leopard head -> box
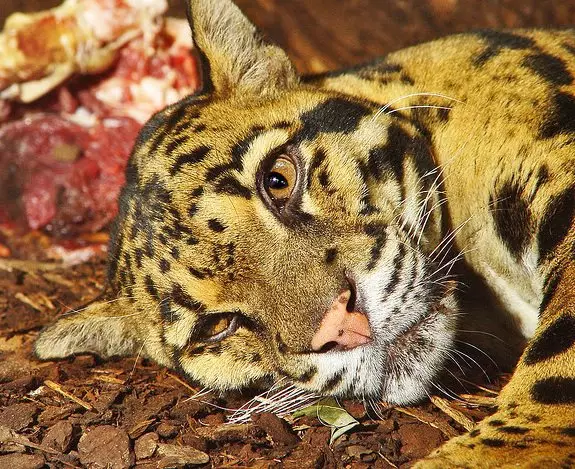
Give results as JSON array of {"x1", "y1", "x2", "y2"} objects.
[{"x1": 35, "y1": 0, "x2": 458, "y2": 405}]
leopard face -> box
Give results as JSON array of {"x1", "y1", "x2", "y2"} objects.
[{"x1": 35, "y1": 0, "x2": 458, "y2": 405}]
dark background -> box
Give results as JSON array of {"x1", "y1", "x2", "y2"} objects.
[{"x1": 2, "y1": 0, "x2": 575, "y2": 73}]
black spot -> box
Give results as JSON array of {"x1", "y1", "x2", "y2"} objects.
[
  {"x1": 325, "y1": 248, "x2": 337, "y2": 264},
  {"x1": 214, "y1": 176, "x2": 252, "y2": 199},
  {"x1": 169, "y1": 145, "x2": 211, "y2": 176},
  {"x1": 367, "y1": 235, "x2": 386, "y2": 271},
  {"x1": 194, "y1": 123, "x2": 207, "y2": 132},
  {"x1": 135, "y1": 248, "x2": 143, "y2": 268},
  {"x1": 500, "y1": 426, "x2": 529, "y2": 435},
  {"x1": 158, "y1": 234, "x2": 168, "y2": 245},
  {"x1": 437, "y1": 107, "x2": 450, "y2": 122},
  {"x1": 540, "y1": 268, "x2": 562, "y2": 312},
  {"x1": 561, "y1": 427, "x2": 575, "y2": 437},
  {"x1": 538, "y1": 188, "x2": 575, "y2": 258},
  {"x1": 524, "y1": 316, "x2": 575, "y2": 364},
  {"x1": 187, "y1": 236, "x2": 199, "y2": 245},
  {"x1": 189, "y1": 267, "x2": 206, "y2": 279},
  {"x1": 276, "y1": 333, "x2": 288, "y2": 354},
  {"x1": 188, "y1": 203, "x2": 199, "y2": 217},
  {"x1": 145, "y1": 275, "x2": 160, "y2": 300},
  {"x1": 170, "y1": 246, "x2": 180, "y2": 259},
  {"x1": 273, "y1": 120, "x2": 291, "y2": 129},
  {"x1": 159, "y1": 258, "x2": 171, "y2": 273},
  {"x1": 298, "y1": 366, "x2": 318, "y2": 383},
  {"x1": 473, "y1": 30, "x2": 536, "y2": 66},
  {"x1": 488, "y1": 419, "x2": 505, "y2": 427},
  {"x1": 367, "y1": 125, "x2": 411, "y2": 180},
  {"x1": 382, "y1": 246, "x2": 404, "y2": 295},
  {"x1": 540, "y1": 92, "x2": 575, "y2": 138},
  {"x1": 171, "y1": 283, "x2": 205, "y2": 313},
  {"x1": 322, "y1": 371, "x2": 344, "y2": 392},
  {"x1": 526, "y1": 414, "x2": 541, "y2": 423},
  {"x1": 318, "y1": 170, "x2": 330, "y2": 188},
  {"x1": 250, "y1": 353, "x2": 262, "y2": 362},
  {"x1": 191, "y1": 187, "x2": 204, "y2": 198},
  {"x1": 522, "y1": 53, "x2": 573, "y2": 86},
  {"x1": 296, "y1": 98, "x2": 371, "y2": 141},
  {"x1": 531, "y1": 377, "x2": 575, "y2": 404},
  {"x1": 208, "y1": 219, "x2": 226, "y2": 233},
  {"x1": 469, "y1": 429, "x2": 481, "y2": 437},
  {"x1": 481, "y1": 438, "x2": 505, "y2": 448},
  {"x1": 490, "y1": 180, "x2": 532, "y2": 257},
  {"x1": 307, "y1": 148, "x2": 327, "y2": 187},
  {"x1": 164, "y1": 134, "x2": 188, "y2": 156},
  {"x1": 364, "y1": 222, "x2": 386, "y2": 238}
]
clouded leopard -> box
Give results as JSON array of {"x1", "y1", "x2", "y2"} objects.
[{"x1": 35, "y1": 0, "x2": 575, "y2": 466}]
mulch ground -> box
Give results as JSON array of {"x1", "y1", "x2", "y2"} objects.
[{"x1": 0, "y1": 235, "x2": 505, "y2": 469}]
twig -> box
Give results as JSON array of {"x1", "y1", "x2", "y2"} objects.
[
  {"x1": 430, "y1": 396, "x2": 475, "y2": 431},
  {"x1": 167, "y1": 373, "x2": 200, "y2": 394},
  {"x1": 377, "y1": 452, "x2": 398, "y2": 468},
  {"x1": 44, "y1": 380, "x2": 93, "y2": 410}
]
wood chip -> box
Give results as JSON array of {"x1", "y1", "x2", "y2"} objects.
[
  {"x1": 44, "y1": 380, "x2": 93, "y2": 411},
  {"x1": 430, "y1": 396, "x2": 475, "y2": 431},
  {"x1": 93, "y1": 375, "x2": 126, "y2": 385},
  {"x1": 0, "y1": 258, "x2": 61, "y2": 274},
  {"x1": 459, "y1": 394, "x2": 498, "y2": 407},
  {"x1": 395, "y1": 407, "x2": 459, "y2": 438},
  {"x1": 14, "y1": 293, "x2": 44, "y2": 312}
]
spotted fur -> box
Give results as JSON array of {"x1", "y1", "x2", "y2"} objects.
[{"x1": 36, "y1": 0, "x2": 575, "y2": 465}]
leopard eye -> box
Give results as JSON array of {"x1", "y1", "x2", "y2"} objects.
[
  {"x1": 197, "y1": 313, "x2": 239, "y2": 343},
  {"x1": 264, "y1": 156, "x2": 297, "y2": 201}
]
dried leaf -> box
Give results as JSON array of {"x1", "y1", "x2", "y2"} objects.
[{"x1": 293, "y1": 398, "x2": 359, "y2": 444}]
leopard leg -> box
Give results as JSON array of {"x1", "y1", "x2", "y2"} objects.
[{"x1": 417, "y1": 236, "x2": 575, "y2": 467}]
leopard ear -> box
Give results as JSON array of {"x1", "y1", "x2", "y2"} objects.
[
  {"x1": 34, "y1": 297, "x2": 139, "y2": 360},
  {"x1": 187, "y1": 0, "x2": 298, "y2": 95}
]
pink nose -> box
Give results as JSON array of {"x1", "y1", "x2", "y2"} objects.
[{"x1": 311, "y1": 290, "x2": 372, "y2": 352}]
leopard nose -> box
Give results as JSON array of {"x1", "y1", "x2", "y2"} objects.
[{"x1": 311, "y1": 289, "x2": 372, "y2": 353}]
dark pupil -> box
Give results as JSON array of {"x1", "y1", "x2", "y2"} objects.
[{"x1": 267, "y1": 172, "x2": 289, "y2": 190}]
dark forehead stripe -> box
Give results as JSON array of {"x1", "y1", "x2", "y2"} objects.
[
  {"x1": 171, "y1": 283, "x2": 206, "y2": 313},
  {"x1": 537, "y1": 187, "x2": 575, "y2": 259},
  {"x1": 531, "y1": 377, "x2": 575, "y2": 404},
  {"x1": 214, "y1": 175, "x2": 252, "y2": 199},
  {"x1": 490, "y1": 180, "x2": 533, "y2": 258},
  {"x1": 295, "y1": 98, "x2": 371, "y2": 141},
  {"x1": 540, "y1": 92, "x2": 575, "y2": 138},
  {"x1": 169, "y1": 145, "x2": 211, "y2": 176},
  {"x1": 525, "y1": 315, "x2": 575, "y2": 365},
  {"x1": 522, "y1": 53, "x2": 573, "y2": 86},
  {"x1": 205, "y1": 128, "x2": 266, "y2": 182},
  {"x1": 472, "y1": 30, "x2": 536, "y2": 66}
]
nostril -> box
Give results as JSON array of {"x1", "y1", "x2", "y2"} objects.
[
  {"x1": 346, "y1": 277, "x2": 357, "y2": 313},
  {"x1": 317, "y1": 341, "x2": 340, "y2": 353}
]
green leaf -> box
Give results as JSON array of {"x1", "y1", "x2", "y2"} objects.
[{"x1": 292, "y1": 398, "x2": 359, "y2": 444}]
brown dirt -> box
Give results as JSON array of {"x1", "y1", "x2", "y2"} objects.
[{"x1": 0, "y1": 246, "x2": 504, "y2": 468}]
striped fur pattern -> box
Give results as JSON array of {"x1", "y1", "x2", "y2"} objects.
[{"x1": 36, "y1": 0, "x2": 575, "y2": 465}]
